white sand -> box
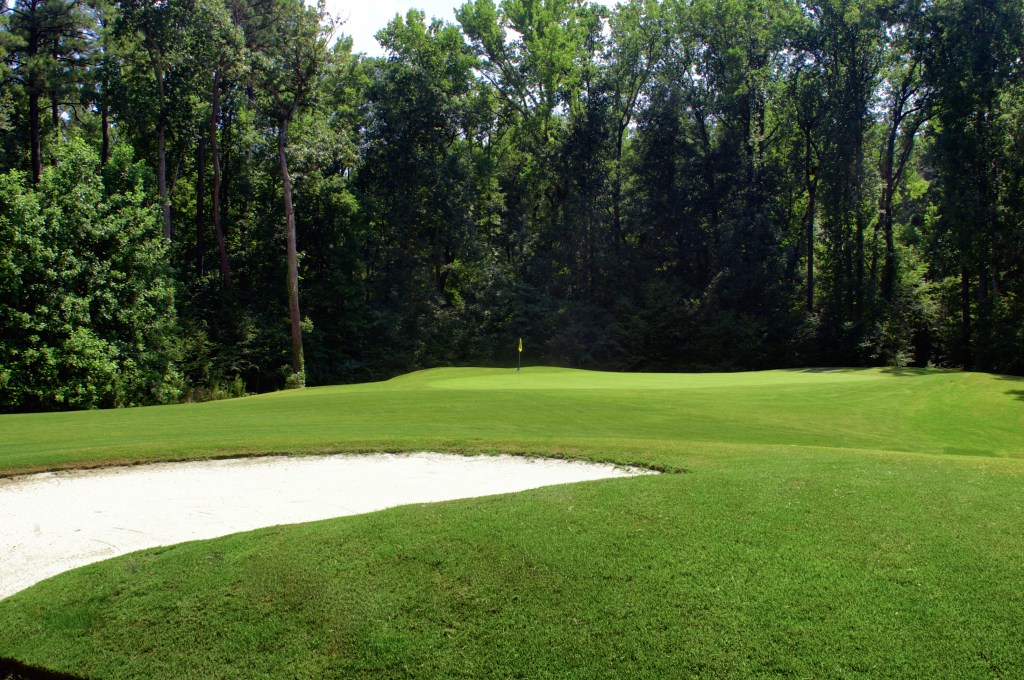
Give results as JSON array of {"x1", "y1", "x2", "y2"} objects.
[{"x1": 0, "y1": 452, "x2": 652, "y2": 600}]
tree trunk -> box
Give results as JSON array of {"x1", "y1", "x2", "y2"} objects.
[
  {"x1": 101, "y1": 97, "x2": 110, "y2": 166},
  {"x1": 432, "y1": 221, "x2": 443, "y2": 296},
  {"x1": 155, "y1": 63, "x2": 172, "y2": 240},
  {"x1": 853, "y1": 123, "x2": 866, "y2": 320},
  {"x1": 278, "y1": 118, "x2": 304, "y2": 379},
  {"x1": 804, "y1": 129, "x2": 816, "y2": 313},
  {"x1": 612, "y1": 122, "x2": 626, "y2": 244},
  {"x1": 196, "y1": 136, "x2": 206, "y2": 277},
  {"x1": 880, "y1": 87, "x2": 922, "y2": 303},
  {"x1": 881, "y1": 191, "x2": 895, "y2": 301},
  {"x1": 101, "y1": 19, "x2": 110, "y2": 166},
  {"x1": 694, "y1": 107, "x2": 719, "y2": 257},
  {"x1": 221, "y1": 107, "x2": 234, "y2": 238},
  {"x1": 25, "y1": 14, "x2": 42, "y2": 184},
  {"x1": 29, "y1": 89, "x2": 42, "y2": 183},
  {"x1": 960, "y1": 268, "x2": 972, "y2": 369},
  {"x1": 158, "y1": 121, "x2": 171, "y2": 239},
  {"x1": 210, "y1": 68, "x2": 231, "y2": 287},
  {"x1": 50, "y1": 91, "x2": 59, "y2": 166}
]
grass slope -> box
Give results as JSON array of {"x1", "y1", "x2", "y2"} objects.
[
  {"x1": 1, "y1": 367, "x2": 1023, "y2": 677},
  {"x1": 2, "y1": 367, "x2": 1022, "y2": 475}
]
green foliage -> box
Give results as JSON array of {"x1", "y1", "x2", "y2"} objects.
[
  {"x1": 920, "y1": 0, "x2": 1024, "y2": 371},
  {"x1": 3, "y1": 0, "x2": 1024, "y2": 404},
  {"x1": 0, "y1": 139, "x2": 179, "y2": 411},
  {"x1": 283, "y1": 369, "x2": 305, "y2": 389}
]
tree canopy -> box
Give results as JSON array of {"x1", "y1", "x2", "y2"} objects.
[{"x1": 1, "y1": 0, "x2": 1022, "y2": 411}]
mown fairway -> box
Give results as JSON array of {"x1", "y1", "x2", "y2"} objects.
[{"x1": 1, "y1": 367, "x2": 1023, "y2": 677}]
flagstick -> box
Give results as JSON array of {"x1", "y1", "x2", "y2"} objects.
[{"x1": 516, "y1": 337, "x2": 522, "y2": 381}]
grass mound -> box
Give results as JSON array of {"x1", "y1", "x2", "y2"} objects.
[
  {"x1": 2, "y1": 367, "x2": 1021, "y2": 476},
  {"x1": 1, "y1": 367, "x2": 1022, "y2": 677}
]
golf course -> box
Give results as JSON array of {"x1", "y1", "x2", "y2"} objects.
[{"x1": 1, "y1": 366, "x2": 1023, "y2": 677}]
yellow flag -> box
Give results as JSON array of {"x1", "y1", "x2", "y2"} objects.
[{"x1": 518, "y1": 337, "x2": 523, "y2": 353}]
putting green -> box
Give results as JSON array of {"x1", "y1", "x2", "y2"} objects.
[{"x1": 414, "y1": 365, "x2": 902, "y2": 390}]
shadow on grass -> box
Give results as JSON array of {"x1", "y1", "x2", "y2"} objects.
[
  {"x1": 877, "y1": 366, "x2": 947, "y2": 377},
  {"x1": 784, "y1": 366, "x2": 939, "y2": 377},
  {"x1": 994, "y1": 374, "x2": 1024, "y2": 401},
  {"x1": 0, "y1": 657, "x2": 86, "y2": 680}
]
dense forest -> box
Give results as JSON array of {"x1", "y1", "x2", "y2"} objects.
[{"x1": 1, "y1": 0, "x2": 1022, "y2": 411}]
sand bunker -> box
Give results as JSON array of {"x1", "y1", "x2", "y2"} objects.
[{"x1": 0, "y1": 452, "x2": 652, "y2": 600}]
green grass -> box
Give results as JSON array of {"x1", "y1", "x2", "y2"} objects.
[
  {"x1": 2, "y1": 367, "x2": 1021, "y2": 475},
  {"x1": 1, "y1": 367, "x2": 1023, "y2": 677}
]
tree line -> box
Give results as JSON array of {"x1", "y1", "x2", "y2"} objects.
[{"x1": 1, "y1": 0, "x2": 1022, "y2": 411}]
